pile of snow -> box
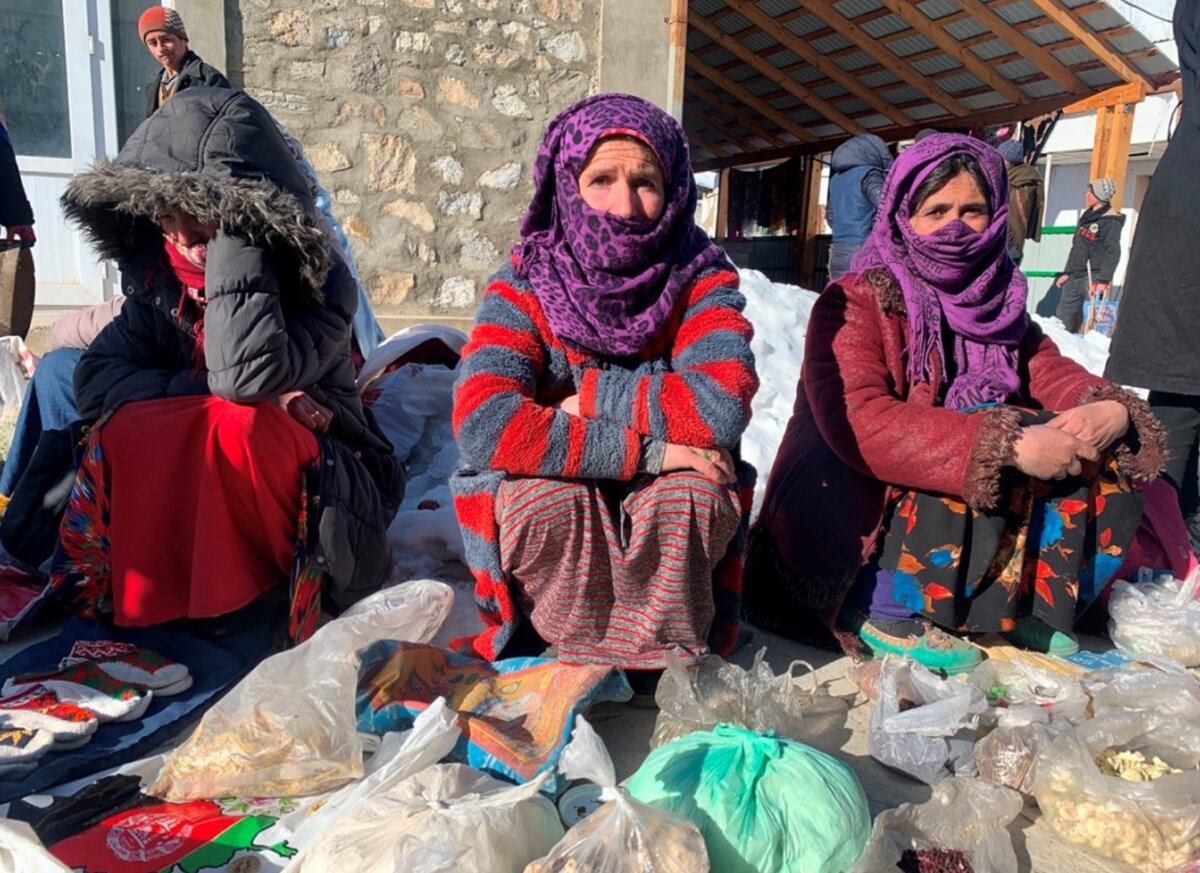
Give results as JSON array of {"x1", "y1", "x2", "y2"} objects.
[{"x1": 386, "y1": 269, "x2": 1114, "y2": 571}]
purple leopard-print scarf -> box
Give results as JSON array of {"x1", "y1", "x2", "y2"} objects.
[{"x1": 513, "y1": 93, "x2": 731, "y2": 356}]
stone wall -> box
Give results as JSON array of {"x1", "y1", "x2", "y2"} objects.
[{"x1": 232, "y1": 0, "x2": 600, "y2": 319}]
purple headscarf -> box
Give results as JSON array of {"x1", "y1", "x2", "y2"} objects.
[
  {"x1": 850, "y1": 133, "x2": 1029, "y2": 411},
  {"x1": 513, "y1": 93, "x2": 730, "y2": 356}
]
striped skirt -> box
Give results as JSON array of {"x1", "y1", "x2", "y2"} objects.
[{"x1": 496, "y1": 471, "x2": 742, "y2": 669}]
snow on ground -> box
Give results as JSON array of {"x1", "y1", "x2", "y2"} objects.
[{"x1": 389, "y1": 269, "x2": 1114, "y2": 568}]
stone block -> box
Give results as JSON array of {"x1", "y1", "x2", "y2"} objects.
[
  {"x1": 478, "y1": 161, "x2": 522, "y2": 190},
  {"x1": 436, "y1": 76, "x2": 478, "y2": 109},
  {"x1": 403, "y1": 0, "x2": 435, "y2": 6},
  {"x1": 384, "y1": 199, "x2": 437, "y2": 233},
  {"x1": 288, "y1": 60, "x2": 326, "y2": 81},
  {"x1": 307, "y1": 143, "x2": 352, "y2": 173},
  {"x1": 345, "y1": 217, "x2": 372, "y2": 241},
  {"x1": 352, "y1": 45, "x2": 389, "y2": 92},
  {"x1": 472, "y1": 43, "x2": 521, "y2": 69},
  {"x1": 396, "y1": 107, "x2": 445, "y2": 142},
  {"x1": 500, "y1": 21, "x2": 531, "y2": 45},
  {"x1": 267, "y1": 10, "x2": 314, "y2": 47},
  {"x1": 326, "y1": 26, "x2": 352, "y2": 48},
  {"x1": 492, "y1": 84, "x2": 531, "y2": 118},
  {"x1": 251, "y1": 88, "x2": 310, "y2": 114},
  {"x1": 374, "y1": 270, "x2": 417, "y2": 306},
  {"x1": 394, "y1": 30, "x2": 433, "y2": 53},
  {"x1": 431, "y1": 155, "x2": 464, "y2": 185},
  {"x1": 396, "y1": 78, "x2": 426, "y2": 99},
  {"x1": 365, "y1": 134, "x2": 418, "y2": 193},
  {"x1": 473, "y1": 18, "x2": 498, "y2": 35},
  {"x1": 334, "y1": 188, "x2": 361, "y2": 205},
  {"x1": 444, "y1": 43, "x2": 467, "y2": 65},
  {"x1": 437, "y1": 191, "x2": 484, "y2": 219},
  {"x1": 457, "y1": 228, "x2": 500, "y2": 270},
  {"x1": 434, "y1": 276, "x2": 477, "y2": 310},
  {"x1": 541, "y1": 31, "x2": 586, "y2": 63}
]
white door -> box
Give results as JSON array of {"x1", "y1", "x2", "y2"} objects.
[{"x1": 3, "y1": 0, "x2": 158, "y2": 306}]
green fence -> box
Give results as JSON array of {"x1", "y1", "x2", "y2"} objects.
[{"x1": 1019, "y1": 225, "x2": 1075, "y2": 312}]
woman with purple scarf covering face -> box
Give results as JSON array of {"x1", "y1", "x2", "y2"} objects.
[
  {"x1": 451, "y1": 94, "x2": 759, "y2": 693},
  {"x1": 748, "y1": 134, "x2": 1165, "y2": 674}
]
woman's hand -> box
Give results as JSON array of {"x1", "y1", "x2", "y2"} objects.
[
  {"x1": 276, "y1": 390, "x2": 333, "y2": 432},
  {"x1": 1011, "y1": 424, "x2": 1099, "y2": 480},
  {"x1": 1047, "y1": 400, "x2": 1129, "y2": 451},
  {"x1": 661, "y1": 443, "x2": 736, "y2": 485}
]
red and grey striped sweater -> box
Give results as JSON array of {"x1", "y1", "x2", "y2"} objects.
[{"x1": 451, "y1": 261, "x2": 759, "y2": 660}]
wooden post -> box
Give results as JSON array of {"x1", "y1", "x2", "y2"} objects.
[
  {"x1": 715, "y1": 167, "x2": 731, "y2": 240},
  {"x1": 798, "y1": 155, "x2": 823, "y2": 287},
  {"x1": 1088, "y1": 101, "x2": 1137, "y2": 210}
]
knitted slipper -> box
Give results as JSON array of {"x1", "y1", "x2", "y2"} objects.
[
  {"x1": 0, "y1": 685, "x2": 99, "y2": 744},
  {"x1": 61, "y1": 641, "x2": 191, "y2": 692},
  {"x1": 3, "y1": 663, "x2": 153, "y2": 723},
  {"x1": 0, "y1": 726, "x2": 55, "y2": 777}
]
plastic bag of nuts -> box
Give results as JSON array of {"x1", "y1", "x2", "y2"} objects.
[{"x1": 1031, "y1": 712, "x2": 1200, "y2": 871}]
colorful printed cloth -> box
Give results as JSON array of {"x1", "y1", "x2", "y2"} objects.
[
  {"x1": 877, "y1": 441, "x2": 1143, "y2": 634},
  {"x1": 355, "y1": 641, "x2": 631, "y2": 793}
]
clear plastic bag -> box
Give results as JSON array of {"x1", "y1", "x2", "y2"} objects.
[
  {"x1": 1109, "y1": 568, "x2": 1200, "y2": 667},
  {"x1": 973, "y1": 710, "x2": 1064, "y2": 801},
  {"x1": 278, "y1": 696, "x2": 462, "y2": 864},
  {"x1": 1032, "y1": 711, "x2": 1200, "y2": 871},
  {"x1": 651, "y1": 648, "x2": 848, "y2": 749},
  {"x1": 1085, "y1": 666, "x2": 1200, "y2": 720},
  {"x1": 850, "y1": 777, "x2": 1021, "y2": 873},
  {"x1": 296, "y1": 764, "x2": 563, "y2": 873},
  {"x1": 968, "y1": 658, "x2": 1089, "y2": 723},
  {"x1": 867, "y1": 658, "x2": 987, "y2": 784},
  {"x1": 524, "y1": 716, "x2": 709, "y2": 873},
  {"x1": 149, "y1": 580, "x2": 454, "y2": 800}
]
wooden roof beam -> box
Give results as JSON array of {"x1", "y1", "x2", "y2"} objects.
[
  {"x1": 686, "y1": 126, "x2": 733, "y2": 159},
  {"x1": 1025, "y1": 0, "x2": 1156, "y2": 87},
  {"x1": 685, "y1": 83, "x2": 789, "y2": 148},
  {"x1": 955, "y1": 0, "x2": 1089, "y2": 92},
  {"x1": 691, "y1": 13, "x2": 866, "y2": 135},
  {"x1": 686, "y1": 54, "x2": 817, "y2": 142},
  {"x1": 874, "y1": 0, "x2": 1026, "y2": 104},
  {"x1": 720, "y1": 0, "x2": 912, "y2": 126},
  {"x1": 795, "y1": 0, "x2": 972, "y2": 116}
]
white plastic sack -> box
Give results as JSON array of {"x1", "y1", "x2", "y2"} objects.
[
  {"x1": 368, "y1": 363, "x2": 458, "y2": 462},
  {"x1": 969, "y1": 658, "x2": 1089, "y2": 724},
  {"x1": 868, "y1": 658, "x2": 986, "y2": 784},
  {"x1": 525, "y1": 716, "x2": 709, "y2": 873},
  {"x1": 295, "y1": 764, "x2": 563, "y2": 873},
  {"x1": 651, "y1": 648, "x2": 848, "y2": 749},
  {"x1": 1109, "y1": 569, "x2": 1200, "y2": 667},
  {"x1": 278, "y1": 696, "x2": 461, "y2": 866},
  {"x1": 149, "y1": 580, "x2": 454, "y2": 800},
  {"x1": 1085, "y1": 666, "x2": 1200, "y2": 720},
  {"x1": 850, "y1": 777, "x2": 1021, "y2": 873},
  {"x1": 0, "y1": 821, "x2": 72, "y2": 873}
]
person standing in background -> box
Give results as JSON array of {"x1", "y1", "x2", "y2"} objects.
[
  {"x1": 1053, "y1": 178, "x2": 1124, "y2": 334},
  {"x1": 0, "y1": 115, "x2": 35, "y2": 246},
  {"x1": 826, "y1": 134, "x2": 892, "y2": 280},
  {"x1": 996, "y1": 139, "x2": 1043, "y2": 267},
  {"x1": 1107, "y1": 0, "x2": 1200, "y2": 536},
  {"x1": 139, "y1": 6, "x2": 229, "y2": 116}
]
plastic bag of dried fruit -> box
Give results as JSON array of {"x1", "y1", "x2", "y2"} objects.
[
  {"x1": 850, "y1": 777, "x2": 1021, "y2": 873},
  {"x1": 1032, "y1": 711, "x2": 1200, "y2": 871},
  {"x1": 650, "y1": 648, "x2": 848, "y2": 749},
  {"x1": 149, "y1": 580, "x2": 454, "y2": 800},
  {"x1": 1108, "y1": 568, "x2": 1200, "y2": 667},
  {"x1": 524, "y1": 716, "x2": 709, "y2": 873}
]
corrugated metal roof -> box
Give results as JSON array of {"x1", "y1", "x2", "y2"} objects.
[
  {"x1": 839, "y1": 98, "x2": 869, "y2": 114},
  {"x1": 882, "y1": 84, "x2": 926, "y2": 104},
  {"x1": 911, "y1": 55, "x2": 964, "y2": 76},
  {"x1": 1052, "y1": 45, "x2": 1098, "y2": 67},
  {"x1": 959, "y1": 91, "x2": 1007, "y2": 111},
  {"x1": 768, "y1": 49, "x2": 803, "y2": 69},
  {"x1": 935, "y1": 71, "x2": 985, "y2": 94},
  {"x1": 860, "y1": 14, "x2": 909, "y2": 39},
  {"x1": 1078, "y1": 66, "x2": 1124, "y2": 87},
  {"x1": 690, "y1": 0, "x2": 726, "y2": 18},
  {"x1": 726, "y1": 64, "x2": 759, "y2": 83},
  {"x1": 1021, "y1": 78, "x2": 1067, "y2": 100},
  {"x1": 686, "y1": 31, "x2": 712, "y2": 52},
  {"x1": 859, "y1": 114, "x2": 892, "y2": 129},
  {"x1": 972, "y1": 39, "x2": 1017, "y2": 62},
  {"x1": 916, "y1": 0, "x2": 961, "y2": 20},
  {"x1": 754, "y1": 0, "x2": 797, "y2": 17},
  {"x1": 945, "y1": 18, "x2": 990, "y2": 41},
  {"x1": 858, "y1": 69, "x2": 903, "y2": 88},
  {"x1": 904, "y1": 102, "x2": 949, "y2": 121},
  {"x1": 810, "y1": 33, "x2": 855, "y2": 54},
  {"x1": 1023, "y1": 23, "x2": 1071, "y2": 46},
  {"x1": 996, "y1": 0, "x2": 1042, "y2": 26},
  {"x1": 702, "y1": 47, "x2": 737, "y2": 66},
  {"x1": 812, "y1": 82, "x2": 850, "y2": 100},
  {"x1": 781, "y1": 12, "x2": 832, "y2": 38},
  {"x1": 996, "y1": 58, "x2": 1040, "y2": 80},
  {"x1": 888, "y1": 34, "x2": 938, "y2": 58},
  {"x1": 740, "y1": 31, "x2": 779, "y2": 53},
  {"x1": 834, "y1": 51, "x2": 881, "y2": 73},
  {"x1": 745, "y1": 79, "x2": 778, "y2": 97},
  {"x1": 834, "y1": 0, "x2": 885, "y2": 18},
  {"x1": 1079, "y1": 7, "x2": 1127, "y2": 31},
  {"x1": 715, "y1": 12, "x2": 755, "y2": 34},
  {"x1": 789, "y1": 65, "x2": 827, "y2": 85}
]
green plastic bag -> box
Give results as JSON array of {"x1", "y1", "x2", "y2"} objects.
[{"x1": 626, "y1": 724, "x2": 870, "y2": 873}]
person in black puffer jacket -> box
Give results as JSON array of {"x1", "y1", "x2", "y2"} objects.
[
  {"x1": 1053, "y1": 178, "x2": 1125, "y2": 334},
  {"x1": 55, "y1": 88, "x2": 405, "y2": 642}
]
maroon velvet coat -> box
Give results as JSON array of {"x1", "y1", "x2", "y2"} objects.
[{"x1": 748, "y1": 270, "x2": 1165, "y2": 650}]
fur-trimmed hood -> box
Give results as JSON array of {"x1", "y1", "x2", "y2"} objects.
[{"x1": 62, "y1": 88, "x2": 329, "y2": 304}]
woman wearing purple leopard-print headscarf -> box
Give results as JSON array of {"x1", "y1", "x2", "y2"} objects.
[
  {"x1": 748, "y1": 134, "x2": 1165, "y2": 674},
  {"x1": 451, "y1": 94, "x2": 759, "y2": 694}
]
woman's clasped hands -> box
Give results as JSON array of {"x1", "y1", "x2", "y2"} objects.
[{"x1": 1012, "y1": 400, "x2": 1129, "y2": 481}]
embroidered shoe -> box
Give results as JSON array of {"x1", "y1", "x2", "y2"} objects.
[
  {"x1": 0, "y1": 685, "x2": 100, "y2": 745},
  {"x1": 3, "y1": 662, "x2": 153, "y2": 723},
  {"x1": 61, "y1": 641, "x2": 192, "y2": 695},
  {"x1": 855, "y1": 617, "x2": 982, "y2": 675},
  {"x1": 1001, "y1": 618, "x2": 1080, "y2": 656}
]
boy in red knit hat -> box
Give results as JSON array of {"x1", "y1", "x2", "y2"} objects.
[{"x1": 138, "y1": 5, "x2": 230, "y2": 118}]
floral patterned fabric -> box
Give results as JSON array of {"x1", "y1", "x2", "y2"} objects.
[{"x1": 876, "y1": 412, "x2": 1144, "y2": 634}]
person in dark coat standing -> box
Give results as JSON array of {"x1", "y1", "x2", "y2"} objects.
[
  {"x1": 138, "y1": 6, "x2": 229, "y2": 117},
  {"x1": 53, "y1": 89, "x2": 404, "y2": 643},
  {"x1": 826, "y1": 134, "x2": 892, "y2": 280},
  {"x1": 0, "y1": 118, "x2": 35, "y2": 246},
  {"x1": 1053, "y1": 178, "x2": 1125, "y2": 333},
  {"x1": 1107, "y1": 0, "x2": 1200, "y2": 526},
  {"x1": 996, "y1": 139, "x2": 1043, "y2": 266}
]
